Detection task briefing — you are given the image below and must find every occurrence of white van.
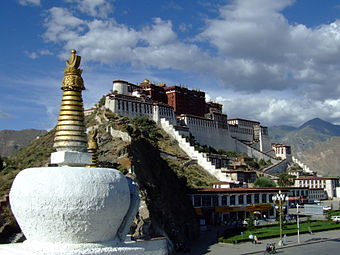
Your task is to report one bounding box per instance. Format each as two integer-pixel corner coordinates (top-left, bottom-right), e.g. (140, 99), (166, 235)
(331, 216), (340, 222)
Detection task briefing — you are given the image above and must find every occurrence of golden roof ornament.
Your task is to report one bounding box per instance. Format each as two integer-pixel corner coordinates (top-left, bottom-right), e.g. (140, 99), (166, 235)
(87, 129), (98, 167)
(53, 49), (88, 152)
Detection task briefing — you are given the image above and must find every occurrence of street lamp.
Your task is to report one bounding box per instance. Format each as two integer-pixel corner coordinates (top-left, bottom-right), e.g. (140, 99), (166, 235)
(272, 190), (289, 246)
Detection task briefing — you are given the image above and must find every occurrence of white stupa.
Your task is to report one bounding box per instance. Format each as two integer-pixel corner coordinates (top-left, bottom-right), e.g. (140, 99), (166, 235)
(0, 50), (168, 255)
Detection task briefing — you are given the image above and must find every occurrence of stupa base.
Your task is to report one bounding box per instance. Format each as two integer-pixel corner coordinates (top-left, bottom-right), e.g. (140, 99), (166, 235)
(0, 238), (168, 255)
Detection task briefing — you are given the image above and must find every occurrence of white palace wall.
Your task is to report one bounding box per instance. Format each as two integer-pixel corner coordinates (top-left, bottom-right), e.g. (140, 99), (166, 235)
(181, 116), (236, 152)
(105, 96), (176, 125)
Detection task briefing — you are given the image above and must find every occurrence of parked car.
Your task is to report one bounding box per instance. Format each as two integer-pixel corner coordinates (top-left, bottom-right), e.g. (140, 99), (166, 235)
(331, 216), (340, 222)
(323, 206), (332, 211)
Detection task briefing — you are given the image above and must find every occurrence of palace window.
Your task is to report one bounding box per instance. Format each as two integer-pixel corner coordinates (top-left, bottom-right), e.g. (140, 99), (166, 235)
(262, 194), (267, 203)
(254, 194), (260, 204)
(202, 196), (212, 207)
(221, 196), (228, 206)
(247, 194), (252, 204)
(193, 196), (201, 207)
(238, 195), (244, 205)
(230, 195), (236, 205)
(212, 196), (218, 206)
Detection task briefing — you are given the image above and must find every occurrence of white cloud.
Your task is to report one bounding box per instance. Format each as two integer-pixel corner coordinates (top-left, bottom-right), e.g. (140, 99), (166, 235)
(40, 49), (53, 55)
(26, 51), (39, 59)
(65, 0), (113, 18)
(18, 0), (40, 6)
(39, 0), (340, 126)
(198, 0), (340, 98)
(24, 49), (53, 59)
(44, 7), (85, 42)
(42, 1), (340, 100)
(0, 111), (11, 119)
(215, 93), (340, 127)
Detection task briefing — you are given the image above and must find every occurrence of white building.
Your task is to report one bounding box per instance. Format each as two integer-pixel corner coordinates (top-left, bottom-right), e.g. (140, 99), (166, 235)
(294, 177), (339, 199)
(105, 93), (176, 125)
(228, 118), (272, 154)
(272, 143), (292, 162)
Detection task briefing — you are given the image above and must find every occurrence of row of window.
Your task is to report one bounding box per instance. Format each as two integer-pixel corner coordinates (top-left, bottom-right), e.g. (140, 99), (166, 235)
(291, 190), (308, 197)
(117, 100), (153, 114)
(159, 106), (173, 117)
(186, 117), (216, 128)
(192, 194), (273, 208)
(299, 180), (326, 184)
(299, 184), (326, 189)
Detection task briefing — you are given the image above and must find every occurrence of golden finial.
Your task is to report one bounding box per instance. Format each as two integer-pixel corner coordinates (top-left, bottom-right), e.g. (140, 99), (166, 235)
(87, 129), (98, 167)
(53, 50), (88, 152)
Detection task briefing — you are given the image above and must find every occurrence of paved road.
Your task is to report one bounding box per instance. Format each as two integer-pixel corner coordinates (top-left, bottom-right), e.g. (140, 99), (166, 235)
(177, 228), (340, 255)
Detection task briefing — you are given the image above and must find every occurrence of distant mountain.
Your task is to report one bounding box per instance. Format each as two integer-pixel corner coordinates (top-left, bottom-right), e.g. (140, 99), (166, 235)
(269, 118), (340, 177)
(269, 125), (297, 140)
(299, 118), (340, 136)
(270, 118), (340, 152)
(298, 137), (340, 177)
(0, 129), (47, 157)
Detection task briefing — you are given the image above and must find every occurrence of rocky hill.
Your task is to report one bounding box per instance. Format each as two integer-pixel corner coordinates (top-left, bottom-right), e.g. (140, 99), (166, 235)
(270, 118), (340, 176)
(297, 137), (340, 177)
(0, 129), (47, 157)
(0, 107), (218, 246)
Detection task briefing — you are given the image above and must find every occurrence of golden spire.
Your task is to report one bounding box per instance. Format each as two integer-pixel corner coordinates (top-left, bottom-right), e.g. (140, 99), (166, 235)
(87, 129), (98, 167)
(53, 49), (87, 152)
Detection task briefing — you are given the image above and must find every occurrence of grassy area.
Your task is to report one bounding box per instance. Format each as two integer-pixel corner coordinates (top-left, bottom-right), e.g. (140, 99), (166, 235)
(328, 210), (340, 216)
(219, 220), (340, 244)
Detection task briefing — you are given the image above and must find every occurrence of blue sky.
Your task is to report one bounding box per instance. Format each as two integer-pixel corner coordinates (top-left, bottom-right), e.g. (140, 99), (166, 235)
(2, 0), (340, 130)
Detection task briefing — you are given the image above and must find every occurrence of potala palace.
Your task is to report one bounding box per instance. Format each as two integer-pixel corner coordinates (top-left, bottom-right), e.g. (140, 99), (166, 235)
(103, 79), (290, 181)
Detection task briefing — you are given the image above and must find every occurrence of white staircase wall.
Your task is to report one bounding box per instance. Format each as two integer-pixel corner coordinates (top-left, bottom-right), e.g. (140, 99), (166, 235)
(160, 118), (230, 181)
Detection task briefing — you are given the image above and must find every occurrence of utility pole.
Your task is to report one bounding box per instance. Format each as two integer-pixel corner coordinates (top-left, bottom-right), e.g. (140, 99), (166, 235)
(297, 203), (300, 244)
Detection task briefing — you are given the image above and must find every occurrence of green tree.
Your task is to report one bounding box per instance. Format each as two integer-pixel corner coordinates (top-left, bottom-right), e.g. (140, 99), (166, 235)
(254, 177), (277, 187)
(277, 173), (295, 187)
(246, 213), (256, 231)
(97, 95), (106, 107)
(245, 159), (260, 169)
(326, 210), (333, 222)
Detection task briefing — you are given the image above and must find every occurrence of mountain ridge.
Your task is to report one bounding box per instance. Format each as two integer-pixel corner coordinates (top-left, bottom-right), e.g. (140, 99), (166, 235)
(0, 129), (47, 157)
(270, 118), (340, 177)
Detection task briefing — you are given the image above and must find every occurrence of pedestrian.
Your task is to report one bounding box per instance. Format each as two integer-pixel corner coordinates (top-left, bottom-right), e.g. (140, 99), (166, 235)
(248, 234), (254, 243)
(254, 235), (261, 244)
(308, 226), (313, 235)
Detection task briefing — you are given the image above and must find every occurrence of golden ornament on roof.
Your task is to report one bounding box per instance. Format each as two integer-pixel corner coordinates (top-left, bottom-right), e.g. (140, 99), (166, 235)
(54, 49), (87, 152)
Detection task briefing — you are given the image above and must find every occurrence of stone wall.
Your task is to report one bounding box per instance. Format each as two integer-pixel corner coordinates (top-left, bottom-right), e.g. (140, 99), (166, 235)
(262, 159), (287, 174)
(181, 115), (236, 152)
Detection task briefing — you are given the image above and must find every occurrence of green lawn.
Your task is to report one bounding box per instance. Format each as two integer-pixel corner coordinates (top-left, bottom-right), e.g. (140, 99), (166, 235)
(328, 210), (340, 216)
(219, 220), (340, 244)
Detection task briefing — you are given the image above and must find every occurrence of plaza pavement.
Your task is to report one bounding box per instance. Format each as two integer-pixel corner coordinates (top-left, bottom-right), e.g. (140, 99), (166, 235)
(177, 227), (340, 255)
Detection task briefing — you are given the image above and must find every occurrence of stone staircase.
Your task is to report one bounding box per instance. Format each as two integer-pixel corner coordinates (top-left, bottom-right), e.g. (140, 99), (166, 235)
(261, 158), (287, 174)
(292, 156), (315, 174)
(160, 118), (229, 181)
